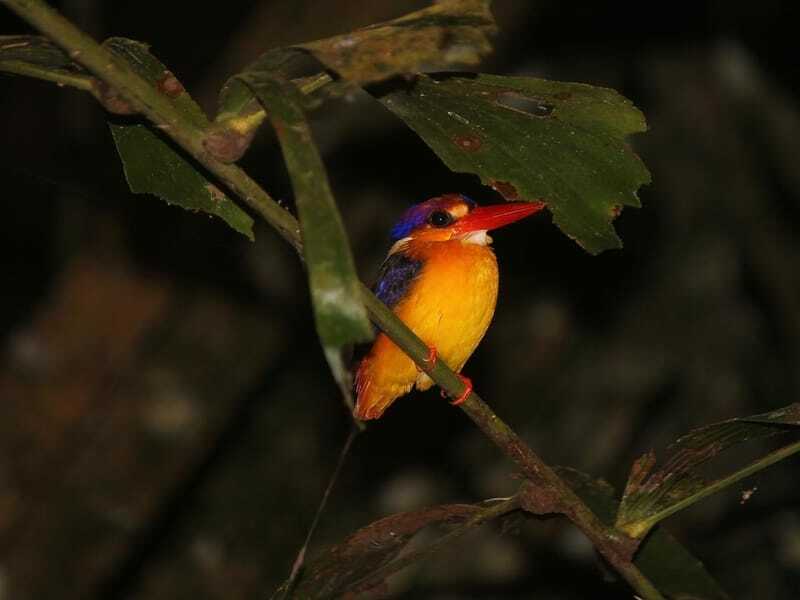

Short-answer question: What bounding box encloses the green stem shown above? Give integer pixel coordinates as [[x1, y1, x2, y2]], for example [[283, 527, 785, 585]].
[[2, 1, 662, 597], [0, 58, 93, 89], [621, 438, 800, 538], [1, 0, 300, 249]]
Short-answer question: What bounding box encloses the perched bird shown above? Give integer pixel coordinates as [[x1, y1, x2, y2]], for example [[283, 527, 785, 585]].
[[354, 193, 545, 420]]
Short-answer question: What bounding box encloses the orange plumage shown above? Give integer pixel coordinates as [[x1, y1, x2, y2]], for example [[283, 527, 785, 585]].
[[354, 194, 544, 420]]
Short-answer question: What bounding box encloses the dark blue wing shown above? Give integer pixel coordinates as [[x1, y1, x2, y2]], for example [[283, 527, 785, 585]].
[[373, 252, 423, 309]]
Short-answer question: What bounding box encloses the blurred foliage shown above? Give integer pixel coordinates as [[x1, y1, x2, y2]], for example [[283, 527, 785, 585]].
[[1, 1, 799, 599]]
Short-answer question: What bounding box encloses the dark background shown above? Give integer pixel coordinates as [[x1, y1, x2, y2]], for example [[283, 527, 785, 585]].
[[1, 1, 799, 598]]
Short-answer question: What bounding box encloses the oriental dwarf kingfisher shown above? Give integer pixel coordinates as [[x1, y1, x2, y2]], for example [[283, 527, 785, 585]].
[[354, 193, 545, 420]]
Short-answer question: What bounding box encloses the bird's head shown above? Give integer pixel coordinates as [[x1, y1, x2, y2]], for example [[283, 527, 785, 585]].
[[389, 193, 545, 249]]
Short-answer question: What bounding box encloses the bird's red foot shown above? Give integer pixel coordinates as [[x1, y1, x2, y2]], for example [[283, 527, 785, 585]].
[[449, 375, 473, 406], [424, 345, 438, 368]]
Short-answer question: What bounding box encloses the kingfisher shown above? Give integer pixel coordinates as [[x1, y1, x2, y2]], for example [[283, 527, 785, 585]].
[[354, 193, 545, 420]]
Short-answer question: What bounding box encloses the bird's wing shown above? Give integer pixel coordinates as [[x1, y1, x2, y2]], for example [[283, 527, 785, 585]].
[[373, 251, 424, 309]]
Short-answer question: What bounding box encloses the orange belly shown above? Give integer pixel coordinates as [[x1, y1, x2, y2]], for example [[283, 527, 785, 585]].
[[355, 239, 498, 419]]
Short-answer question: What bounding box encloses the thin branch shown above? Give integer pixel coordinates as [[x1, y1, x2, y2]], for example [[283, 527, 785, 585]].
[[1, 1, 662, 598], [0, 58, 93, 89], [282, 426, 359, 600]]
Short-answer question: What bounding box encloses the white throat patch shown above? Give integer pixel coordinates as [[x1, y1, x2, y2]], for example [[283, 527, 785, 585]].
[[386, 230, 492, 256], [387, 237, 411, 256], [460, 230, 492, 246]]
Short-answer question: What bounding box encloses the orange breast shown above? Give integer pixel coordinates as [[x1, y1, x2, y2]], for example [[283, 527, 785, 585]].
[[355, 239, 498, 419]]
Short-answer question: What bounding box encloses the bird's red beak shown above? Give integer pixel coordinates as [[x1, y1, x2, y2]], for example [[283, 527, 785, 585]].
[[453, 201, 546, 234]]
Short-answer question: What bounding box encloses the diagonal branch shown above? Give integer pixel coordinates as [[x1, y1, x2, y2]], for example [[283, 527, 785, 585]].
[[1, 1, 662, 598]]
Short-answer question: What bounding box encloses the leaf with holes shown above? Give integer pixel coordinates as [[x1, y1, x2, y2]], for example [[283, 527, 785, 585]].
[[377, 73, 651, 254], [616, 403, 800, 538]]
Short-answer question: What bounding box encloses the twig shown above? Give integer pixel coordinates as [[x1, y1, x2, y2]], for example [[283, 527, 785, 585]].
[[0, 57, 93, 89], [281, 426, 359, 600], [1, 2, 663, 597]]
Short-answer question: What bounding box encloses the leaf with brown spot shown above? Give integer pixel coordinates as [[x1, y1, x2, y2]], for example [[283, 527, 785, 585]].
[[102, 39, 254, 238], [617, 402, 800, 538], [103, 37, 207, 127], [377, 73, 651, 254]]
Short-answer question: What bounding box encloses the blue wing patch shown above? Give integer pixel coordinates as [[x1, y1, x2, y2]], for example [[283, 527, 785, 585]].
[[374, 253, 423, 309]]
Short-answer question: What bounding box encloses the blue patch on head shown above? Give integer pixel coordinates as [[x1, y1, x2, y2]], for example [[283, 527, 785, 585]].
[[389, 194, 475, 242], [389, 204, 429, 241]]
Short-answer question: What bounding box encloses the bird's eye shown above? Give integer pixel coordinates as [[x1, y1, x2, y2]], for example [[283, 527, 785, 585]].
[[429, 210, 453, 227]]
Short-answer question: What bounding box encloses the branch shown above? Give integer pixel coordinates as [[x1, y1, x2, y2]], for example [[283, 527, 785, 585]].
[[1, 1, 662, 597]]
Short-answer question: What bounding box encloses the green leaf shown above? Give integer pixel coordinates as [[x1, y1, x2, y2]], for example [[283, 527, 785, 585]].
[[298, 0, 495, 85], [377, 73, 651, 254], [102, 37, 208, 126], [237, 66, 372, 404], [103, 38, 253, 238], [559, 468, 730, 600], [616, 403, 800, 538], [110, 124, 254, 239]]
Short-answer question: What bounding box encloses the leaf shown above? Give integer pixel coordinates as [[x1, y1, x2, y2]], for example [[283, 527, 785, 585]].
[[271, 504, 482, 599], [0, 34, 78, 70], [237, 66, 372, 404], [558, 468, 730, 600], [211, 48, 313, 162], [298, 0, 495, 85], [102, 37, 207, 125], [377, 73, 651, 254], [102, 38, 254, 238], [110, 124, 254, 239], [616, 403, 800, 538], [211, 1, 495, 161]]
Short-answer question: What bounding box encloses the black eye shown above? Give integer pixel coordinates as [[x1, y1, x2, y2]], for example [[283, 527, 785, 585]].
[[429, 210, 453, 227]]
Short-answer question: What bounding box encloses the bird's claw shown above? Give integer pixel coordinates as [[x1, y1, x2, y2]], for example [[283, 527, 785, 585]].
[[447, 375, 473, 406]]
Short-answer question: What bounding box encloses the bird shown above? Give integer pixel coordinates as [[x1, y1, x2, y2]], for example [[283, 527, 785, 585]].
[[354, 193, 545, 420]]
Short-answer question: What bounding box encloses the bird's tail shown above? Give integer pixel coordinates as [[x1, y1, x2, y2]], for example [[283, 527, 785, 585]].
[[354, 355, 393, 420]]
